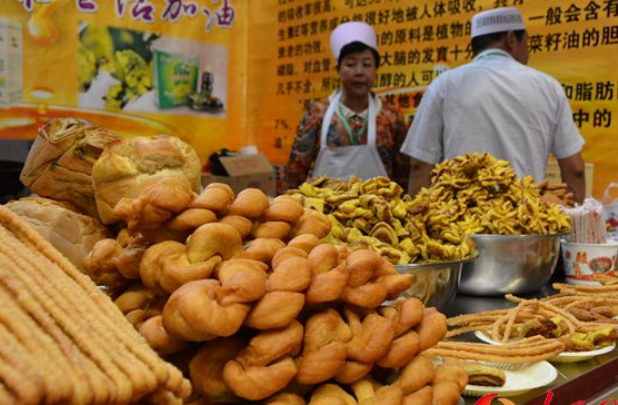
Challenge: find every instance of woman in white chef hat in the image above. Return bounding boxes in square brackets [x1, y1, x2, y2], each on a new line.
[284, 21, 410, 190]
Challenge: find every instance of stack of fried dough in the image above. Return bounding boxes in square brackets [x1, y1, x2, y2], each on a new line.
[0, 205, 191, 405]
[84, 181, 467, 405]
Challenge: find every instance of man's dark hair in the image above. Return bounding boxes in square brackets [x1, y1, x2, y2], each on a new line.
[337, 41, 381, 68]
[471, 30, 525, 55]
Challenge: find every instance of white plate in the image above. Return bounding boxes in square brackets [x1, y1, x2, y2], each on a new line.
[464, 361, 557, 397]
[474, 331, 616, 363]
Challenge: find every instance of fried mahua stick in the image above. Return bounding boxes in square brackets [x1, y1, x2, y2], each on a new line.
[0, 205, 191, 404]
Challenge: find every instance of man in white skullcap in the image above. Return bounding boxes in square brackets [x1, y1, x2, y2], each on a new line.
[400, 7, 586, 203]
[284, 21, 411, 191]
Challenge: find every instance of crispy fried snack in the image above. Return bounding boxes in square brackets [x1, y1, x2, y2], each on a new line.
[0, 204, 190, 404]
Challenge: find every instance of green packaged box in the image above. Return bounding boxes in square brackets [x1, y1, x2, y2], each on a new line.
[153, 49, 199, 109]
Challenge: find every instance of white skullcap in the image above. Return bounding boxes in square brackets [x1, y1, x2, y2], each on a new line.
[471, 7, 526, 38]
[330, 22, 378, 61]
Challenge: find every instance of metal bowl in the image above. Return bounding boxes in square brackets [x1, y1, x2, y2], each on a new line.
[395, 256, 476, 311]
[458, 233, 565, 296]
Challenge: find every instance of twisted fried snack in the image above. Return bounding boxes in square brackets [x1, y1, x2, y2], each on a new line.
[265, 392, 307, 405]
[287, 234, 321, 254]
[189, 336, 246, 403]
[271, 246, 308, 270]
[83, 232, 149, 293]
[112, 177, 196, 241]
[140, 240, 221, 295]
[188, 222, 243, 263]
[162, 279, 250, 341]
[241, 238, 286, 264]
[265, 195, 306, 223]
[192, 183, 235, 215]
[244, 291, 305, 330]
[296, 309, 352, 385]
[216, 258, 268, 305]
[223, 321, 303, 400]
[344, 308, 394, 364]
[0, 204, 191, 404]
[289, 208, 332, 239]
[139, 315, 187, 355]
[395, 355, 435, 395]
[228, 188, 270, 219]
[219, 214, 254, 239]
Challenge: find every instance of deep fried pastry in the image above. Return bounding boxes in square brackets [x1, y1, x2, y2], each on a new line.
[377, 330, 420, 368]
[264, 195, 305, 224]
[287, 234, 321, 254]
[189, 336, 246, 403]
[219, 214, 253, 239]
[402, 385, 432, 405]
[305, 264, 349, 305]
[395, 356, 435, 395]
[297, 309, 351, 385]
[241, 238, 286, 264]
[139, 315, 187, 355]
[416, 311, 448, 351]
[188, 222, 243, 263]
[223, 357, 298, 401]
[192, 183, 235, 215]
[345, 310, 394, 364]
[244, 292, 305, 330]
[252, 221, 293, 240]
[431, 381, 461, 405]
[162, 279, 250, 341]
[267, 256, 312, 293]
[271, 246, 308, 270]
[228, 188, 270, 219]
[307, 243, 340, 275]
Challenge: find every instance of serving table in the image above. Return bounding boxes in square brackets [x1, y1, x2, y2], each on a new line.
[444, 273, 618, 405]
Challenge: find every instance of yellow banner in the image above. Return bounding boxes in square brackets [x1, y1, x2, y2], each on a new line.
[2, 0, 617, 197]
[249, 0, 618, 197]
[0, 0, 248, 167]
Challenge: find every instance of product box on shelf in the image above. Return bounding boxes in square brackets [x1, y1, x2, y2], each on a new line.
[201, 153, 277, 196]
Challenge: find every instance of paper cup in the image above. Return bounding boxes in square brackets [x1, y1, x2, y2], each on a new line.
[561, 240, 618, 285]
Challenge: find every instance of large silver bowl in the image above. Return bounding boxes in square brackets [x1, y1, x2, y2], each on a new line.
[458, 233, 565, 296]
[395, 256, 477, 311]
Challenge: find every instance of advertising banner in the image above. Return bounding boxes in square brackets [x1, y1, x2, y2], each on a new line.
[0, 0, 248, 164]
[248, 0, 618, 197]
[2, 0, 617, 196]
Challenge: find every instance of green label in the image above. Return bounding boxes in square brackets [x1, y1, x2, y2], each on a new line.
[154, 50, 199, 109]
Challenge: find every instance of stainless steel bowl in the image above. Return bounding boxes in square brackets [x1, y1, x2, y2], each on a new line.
[395, 256, 476, 311]
[458, 233, 564, 296]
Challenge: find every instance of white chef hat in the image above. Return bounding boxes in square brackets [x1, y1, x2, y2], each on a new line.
[471, 7, 526, 38]
[330, 21, 378, 61]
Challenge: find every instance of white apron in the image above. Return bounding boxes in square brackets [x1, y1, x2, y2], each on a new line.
[312, 91, 388, 181]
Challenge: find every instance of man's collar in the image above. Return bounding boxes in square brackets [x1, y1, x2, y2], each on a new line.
[473, 48, 514, 61]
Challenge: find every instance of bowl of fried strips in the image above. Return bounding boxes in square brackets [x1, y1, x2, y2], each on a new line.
[444, 291, 618, 363]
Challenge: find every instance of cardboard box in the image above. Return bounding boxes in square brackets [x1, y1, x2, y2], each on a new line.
[201, 153, 277, 196]
[0, 18, 22, 106]
[545, 161, 594, 197]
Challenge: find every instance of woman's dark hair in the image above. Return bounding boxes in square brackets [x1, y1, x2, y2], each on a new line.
[337, 41, 380, 69]
[471, 30, 525, 55]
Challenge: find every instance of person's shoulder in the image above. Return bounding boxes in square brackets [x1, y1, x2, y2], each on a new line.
[519, 64, 564, 91]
